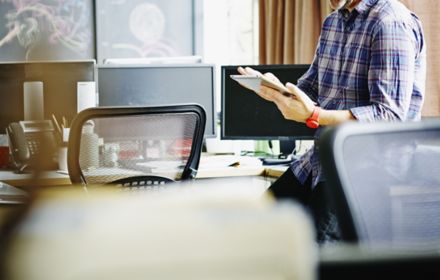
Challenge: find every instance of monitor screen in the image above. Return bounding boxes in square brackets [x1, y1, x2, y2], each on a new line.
[97, 64, 216, 137]
[221, 64, 315, 140]
[0, 60, 96, 132]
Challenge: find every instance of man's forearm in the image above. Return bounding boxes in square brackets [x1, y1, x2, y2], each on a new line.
[318, 109, 356, 126]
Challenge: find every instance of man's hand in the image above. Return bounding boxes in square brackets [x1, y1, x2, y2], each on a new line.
[269, 83, 316, 123]
[236, 66, 356, 125]
[237, 66, 286, 102]
[273, 83, 315, 123]
[271, 83, 355, 125]
[237, 66, 261, 77]
[236, 66, 315, 123]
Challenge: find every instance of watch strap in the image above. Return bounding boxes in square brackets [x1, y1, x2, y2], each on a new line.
[306, 107, 320, 129]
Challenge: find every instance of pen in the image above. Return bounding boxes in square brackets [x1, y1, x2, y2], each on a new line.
[62, 116, 68, 128]
[51, 114, 62, 133]
[51, 114, 63, 144]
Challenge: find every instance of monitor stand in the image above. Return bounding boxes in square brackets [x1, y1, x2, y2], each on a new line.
[279, 140, 296, 158]
[261, 140, 296, 165]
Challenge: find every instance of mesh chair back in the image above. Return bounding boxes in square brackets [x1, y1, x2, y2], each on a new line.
[320, 120, 440, 248]
[68, 104, 205, 186]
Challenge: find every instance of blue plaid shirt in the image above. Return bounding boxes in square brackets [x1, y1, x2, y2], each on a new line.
[291, 0, 426, 188]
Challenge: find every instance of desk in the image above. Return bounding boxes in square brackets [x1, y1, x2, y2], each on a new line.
[0, 170, 71, 188]
[0, 166, 278, 238]
[0, 156, 288, 188]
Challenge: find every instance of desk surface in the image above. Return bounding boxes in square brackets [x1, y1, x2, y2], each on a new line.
[0, 156, 288, 188]
[0, 170, 71, 188]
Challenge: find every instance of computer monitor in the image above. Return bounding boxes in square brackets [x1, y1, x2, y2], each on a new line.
[221, 64, 315, 155]
[0, 60, 96, 132]
[97, 64, 216, 137]
[103, 56, 203, 65]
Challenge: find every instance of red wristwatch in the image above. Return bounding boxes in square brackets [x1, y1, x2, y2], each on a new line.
[306, 107, 320, 129]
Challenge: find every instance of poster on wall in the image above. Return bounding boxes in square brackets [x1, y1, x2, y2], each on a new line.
[0, 0, 94, 61]
[96, 0, 199, 63]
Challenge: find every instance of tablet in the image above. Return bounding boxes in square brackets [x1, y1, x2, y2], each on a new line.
[230, 74, 292, 96]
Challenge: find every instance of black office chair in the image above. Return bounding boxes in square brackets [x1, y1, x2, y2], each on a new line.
[67, 104, 206, 189]
[319, 120, 440, 247]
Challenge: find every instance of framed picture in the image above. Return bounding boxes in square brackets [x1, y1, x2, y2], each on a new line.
[0, 0, 94, 61]
[95, 0, 203, 63]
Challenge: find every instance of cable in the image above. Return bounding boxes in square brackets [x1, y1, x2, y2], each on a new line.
[268, 140, 274, 155]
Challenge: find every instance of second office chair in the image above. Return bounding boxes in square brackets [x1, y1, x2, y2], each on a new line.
[67, 104, 206, 189]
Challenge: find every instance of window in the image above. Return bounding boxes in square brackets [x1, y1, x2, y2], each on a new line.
[203, 0, 258, 153]
[203, 0, 258, 112]
[203, 0, 258, 65]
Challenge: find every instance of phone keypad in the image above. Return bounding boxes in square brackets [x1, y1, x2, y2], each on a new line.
[28, 141, 39, 156]
[26, 136, 41, 157]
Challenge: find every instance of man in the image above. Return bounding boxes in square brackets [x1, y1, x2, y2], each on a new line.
[238, 0, 426, 243]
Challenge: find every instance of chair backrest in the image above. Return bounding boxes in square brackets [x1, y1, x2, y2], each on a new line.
[319, 120, 440, 247]
[67, 104, 206, 186]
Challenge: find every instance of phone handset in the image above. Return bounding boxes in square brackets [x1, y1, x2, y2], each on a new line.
[6, 120, 57, 173]
[6, 122, 31, 172]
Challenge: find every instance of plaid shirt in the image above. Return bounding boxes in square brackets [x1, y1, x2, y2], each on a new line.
[291, 0, 426, 188]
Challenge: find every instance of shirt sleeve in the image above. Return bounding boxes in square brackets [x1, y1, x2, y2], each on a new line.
[297, 44, 320, 103]
[350, 18, 419, 122]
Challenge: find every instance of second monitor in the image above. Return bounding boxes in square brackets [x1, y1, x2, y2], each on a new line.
[221, 64, 315, 155]
[97, 64, 216, 138]
[0, 60, 95, 133]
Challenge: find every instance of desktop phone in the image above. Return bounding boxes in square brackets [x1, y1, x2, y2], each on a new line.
[6, 120, 57, 173]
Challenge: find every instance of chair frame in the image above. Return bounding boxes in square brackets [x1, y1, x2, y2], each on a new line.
[319, 120, 440, 243]
[67, 104, 206, 185]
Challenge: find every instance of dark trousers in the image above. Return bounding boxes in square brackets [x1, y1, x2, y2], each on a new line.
[267, 168, 341, 244]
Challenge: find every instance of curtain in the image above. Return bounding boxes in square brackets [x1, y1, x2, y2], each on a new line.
[259, 0, 331, 64]
[399, 0, 440, 116]
[259, 0, 440, 116]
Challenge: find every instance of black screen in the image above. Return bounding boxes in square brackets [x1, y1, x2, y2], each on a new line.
[98, 64, 216, 137]
[0, 61, 95, 132]
[221, 64, 315, 140]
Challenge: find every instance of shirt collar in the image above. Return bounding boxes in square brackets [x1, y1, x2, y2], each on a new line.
[339, 0, 379, 19]
[354, 0, 379, 15]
